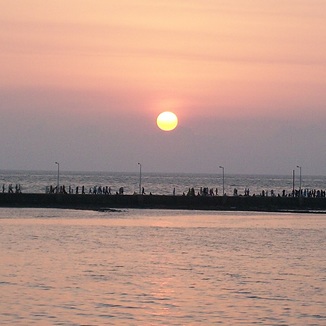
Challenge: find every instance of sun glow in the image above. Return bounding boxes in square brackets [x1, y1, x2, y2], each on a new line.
[156, 111, 178, 131]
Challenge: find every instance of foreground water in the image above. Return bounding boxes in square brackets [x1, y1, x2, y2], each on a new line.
[0, 208, 325, 325]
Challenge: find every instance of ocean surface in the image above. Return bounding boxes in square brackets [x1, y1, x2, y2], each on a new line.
[1, 170, 326, 196]
[0, 171, 325, 324]
[0, 208, 325, 325]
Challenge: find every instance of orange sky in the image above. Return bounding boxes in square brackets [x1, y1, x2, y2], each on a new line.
[1, 1, 326, 174]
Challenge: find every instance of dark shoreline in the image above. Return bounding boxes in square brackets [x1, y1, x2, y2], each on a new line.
[1, 193, 326, 213]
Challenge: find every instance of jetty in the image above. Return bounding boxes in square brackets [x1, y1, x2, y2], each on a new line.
[1, 193, 326, 213]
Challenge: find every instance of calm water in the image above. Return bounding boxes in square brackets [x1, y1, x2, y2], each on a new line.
[0, 208, 325, 325]
[1, 170, 326, 196]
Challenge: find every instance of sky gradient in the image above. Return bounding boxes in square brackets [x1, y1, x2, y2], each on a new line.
[1, 1, 326, 175]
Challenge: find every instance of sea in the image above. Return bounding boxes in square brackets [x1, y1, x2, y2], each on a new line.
[0, 171, 325, 325]
[1, 170, 326, 196]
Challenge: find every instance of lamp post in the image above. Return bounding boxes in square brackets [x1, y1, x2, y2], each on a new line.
[296, 165, 302, 197]
[55, 162, 60, 193]
[292, 169, 295, 197]
[138, 163, 142, 194]
[219, 166, 225, 196]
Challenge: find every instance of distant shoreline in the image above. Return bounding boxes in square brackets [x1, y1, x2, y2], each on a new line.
[1, 193, 326, 214]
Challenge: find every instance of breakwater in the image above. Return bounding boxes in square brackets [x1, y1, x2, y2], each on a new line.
[1, 193, 326, 212]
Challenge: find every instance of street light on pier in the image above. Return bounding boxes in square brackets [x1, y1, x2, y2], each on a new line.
[219, 166, 225, 196]
[138, 163, 142, 195]
[292, 169, 295, 197]
[296, 165, 302, 197]
[55, 162, 60, 193]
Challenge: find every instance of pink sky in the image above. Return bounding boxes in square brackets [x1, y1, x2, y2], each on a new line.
[1, 1, 326, 174]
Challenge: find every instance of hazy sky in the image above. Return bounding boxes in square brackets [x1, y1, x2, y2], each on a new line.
[1, 1, 325, 175]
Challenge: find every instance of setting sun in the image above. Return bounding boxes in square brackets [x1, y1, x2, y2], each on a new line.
[157, 111, 178, 131]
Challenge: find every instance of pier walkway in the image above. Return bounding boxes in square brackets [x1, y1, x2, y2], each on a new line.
[1, 193, 326, 213]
